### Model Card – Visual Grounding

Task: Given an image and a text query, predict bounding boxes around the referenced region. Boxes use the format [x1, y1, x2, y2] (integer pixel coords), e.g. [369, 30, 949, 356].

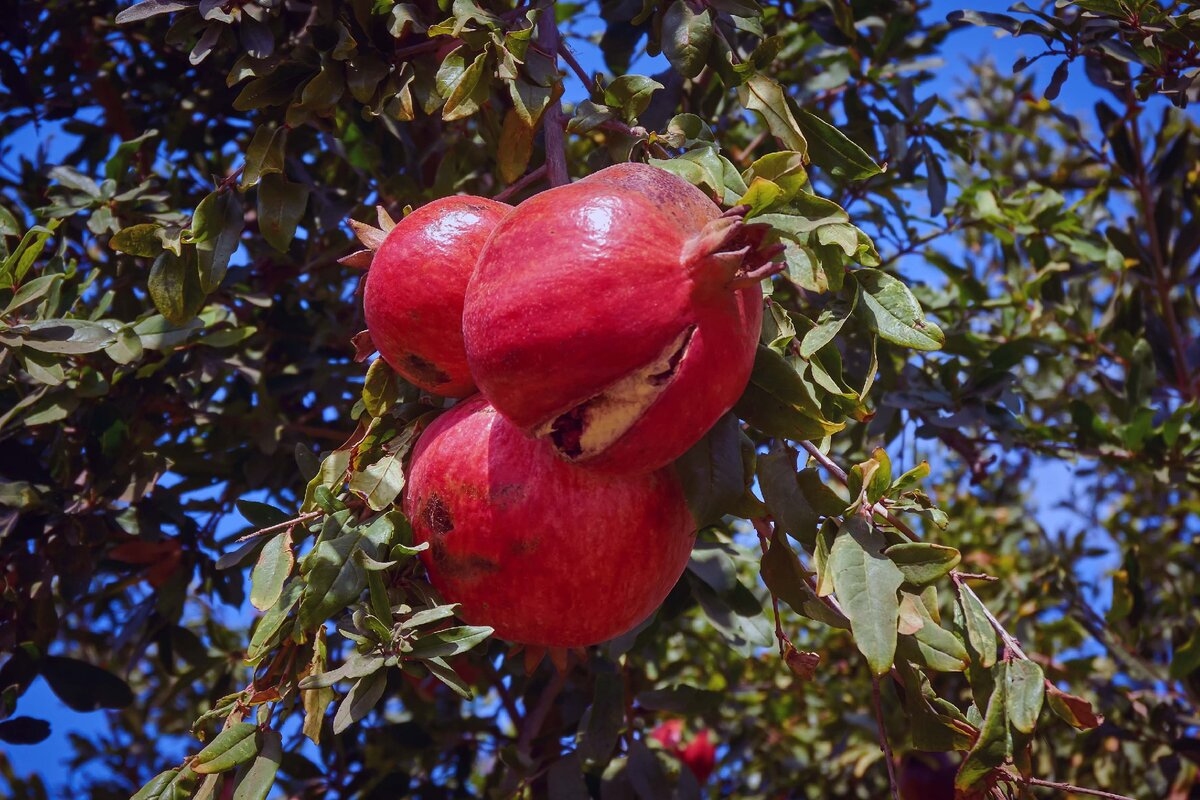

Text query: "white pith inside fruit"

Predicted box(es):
[536, 325, 696, 460]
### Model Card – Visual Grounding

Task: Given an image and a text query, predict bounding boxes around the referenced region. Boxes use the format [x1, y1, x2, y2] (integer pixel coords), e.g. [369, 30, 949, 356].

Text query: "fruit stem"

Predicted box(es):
[536, 0, 569, 187]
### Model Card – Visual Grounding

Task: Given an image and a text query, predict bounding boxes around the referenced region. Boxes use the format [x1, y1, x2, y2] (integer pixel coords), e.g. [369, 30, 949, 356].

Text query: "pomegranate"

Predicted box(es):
[462, 162, 780, 473]
[681, 729, 717, 784]
[650, 720, 718, 783]
[402, 396, 697, 647]
[363, 196, 509, 396]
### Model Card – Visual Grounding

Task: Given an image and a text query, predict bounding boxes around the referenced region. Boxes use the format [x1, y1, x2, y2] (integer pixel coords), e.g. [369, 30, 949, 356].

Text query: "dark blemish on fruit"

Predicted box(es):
[431, 543, 499, 581]
[422, 495, 454, 535]
[403, 353, 451, 387]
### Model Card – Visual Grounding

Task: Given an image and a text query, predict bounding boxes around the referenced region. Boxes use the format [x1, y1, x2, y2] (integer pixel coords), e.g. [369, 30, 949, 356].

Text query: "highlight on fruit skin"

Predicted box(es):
[463, 162, 783, 474]
[362, 195, 509, 397]
[402, 395, 697, 648]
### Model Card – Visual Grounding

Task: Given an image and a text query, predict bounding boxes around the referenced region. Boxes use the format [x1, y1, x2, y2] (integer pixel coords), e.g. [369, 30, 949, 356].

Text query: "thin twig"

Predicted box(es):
[1124, 89, 1194, 399]
[558, 41, 591, 90]
[235, 510, 322, 542]
[1008, 772, 1135, 800]
[870, 676, 901, 800]
[495, 163, 549, 202]
[536, 0, 569, 187]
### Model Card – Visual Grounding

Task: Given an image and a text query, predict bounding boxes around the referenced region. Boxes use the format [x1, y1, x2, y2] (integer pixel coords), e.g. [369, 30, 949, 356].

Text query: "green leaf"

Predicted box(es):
[579, 670, 623, 763]
[794, 108, 882, 181]
[797, 468, 850, 517]
[39, 656, 134, 711]
[116, 0, 195, 24]
[854, 269, 944, 351]
[250, 530, 293, 611]
[110, 224, 165, 257]
[1170, 628, 1200, 679]
[193, 722, 260, 774]
[349, 452, 407, 512]
[298, 514, 396, 627]
[407, 625, 493, 659]
[734, 346, 846, 440]
[332, 668, 387, 734]
[1006, 659, 1045, 734]
[190, 190, 243, 293]
[884, 542, 961, 586]
[130, 770, 182, 800]
[247, 580, 302, 663]
[955, 661, 1009, 790]
[231, 729, 282, 800]
[604, 75, 663, 123]
[761, 527, 850, 629]
[3, 273, 63, 315]
[799, 296, 854, 359]
[257, 174, 308, 252]
[423, 657, 474, 699]
[828, 517, 904, 675]
[148, 249, 205, 325]
[897, 593, 969, 672]
[737, 76, 807, 155]
[673, 412, 744, 527]
[636, 684, 723, 714]
[661, 1, 713, 79]
[956, 584, 998, 669]
[437, 48, 489, 121]
[756, 450, 818, 545]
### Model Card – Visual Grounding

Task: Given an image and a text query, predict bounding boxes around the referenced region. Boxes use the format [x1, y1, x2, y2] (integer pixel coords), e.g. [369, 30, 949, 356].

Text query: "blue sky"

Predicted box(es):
[2, 1, 1130, 792]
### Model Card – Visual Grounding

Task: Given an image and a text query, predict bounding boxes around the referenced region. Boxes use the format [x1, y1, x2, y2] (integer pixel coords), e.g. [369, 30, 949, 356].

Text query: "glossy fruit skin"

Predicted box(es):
[462, 164, 763, 473]
[402, 396, 697, 647]
[364, 196, 508, 397]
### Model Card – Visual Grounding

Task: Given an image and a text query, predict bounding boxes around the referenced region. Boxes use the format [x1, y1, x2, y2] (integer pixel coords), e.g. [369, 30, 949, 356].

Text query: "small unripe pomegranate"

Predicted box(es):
[462, 163, 780, 473]
[403, 396, 697, 647]
[363, 196, 509, 396]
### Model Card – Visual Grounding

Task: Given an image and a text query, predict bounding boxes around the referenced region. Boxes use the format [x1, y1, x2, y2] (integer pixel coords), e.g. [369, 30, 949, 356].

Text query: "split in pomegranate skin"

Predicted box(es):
[402, 396, 697, 647]
[363, 196, 509, 397]
[463, 163, 781, 473]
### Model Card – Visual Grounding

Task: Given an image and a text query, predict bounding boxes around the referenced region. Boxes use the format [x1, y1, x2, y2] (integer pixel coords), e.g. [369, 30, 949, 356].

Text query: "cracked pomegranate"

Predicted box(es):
[462, 163, 780, 473]
[363, 196, 508, 396]
[402, 396, 696, 647]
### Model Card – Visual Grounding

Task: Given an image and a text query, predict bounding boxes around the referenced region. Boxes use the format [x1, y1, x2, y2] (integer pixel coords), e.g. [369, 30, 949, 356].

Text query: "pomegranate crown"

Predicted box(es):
[681, 204, 786, 290]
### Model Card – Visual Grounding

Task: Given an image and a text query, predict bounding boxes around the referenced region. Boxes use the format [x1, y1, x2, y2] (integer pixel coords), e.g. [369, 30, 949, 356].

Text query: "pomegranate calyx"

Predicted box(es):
[349, 218, 387, 251]
[684, 205, 786, 289]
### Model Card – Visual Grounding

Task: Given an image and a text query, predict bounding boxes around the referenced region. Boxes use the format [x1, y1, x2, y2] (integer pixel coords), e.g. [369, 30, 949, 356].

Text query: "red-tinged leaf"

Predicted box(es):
[1045, 682, 1103, 730]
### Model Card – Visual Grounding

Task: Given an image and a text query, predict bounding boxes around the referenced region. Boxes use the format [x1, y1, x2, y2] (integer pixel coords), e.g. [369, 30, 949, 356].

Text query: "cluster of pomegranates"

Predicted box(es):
[362, 163, 781, 649]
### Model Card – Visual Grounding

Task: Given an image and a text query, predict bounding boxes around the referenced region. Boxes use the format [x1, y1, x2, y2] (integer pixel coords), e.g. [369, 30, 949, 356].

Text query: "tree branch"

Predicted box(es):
[495, 163, 548, 201]
[1007, 772, 1136, 800]
[536, 0, 569, 187]
[870, 676, 901, 800]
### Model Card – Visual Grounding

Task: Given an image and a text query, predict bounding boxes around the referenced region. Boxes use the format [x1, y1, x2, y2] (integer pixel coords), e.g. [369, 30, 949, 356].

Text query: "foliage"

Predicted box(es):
[1, 0, 1198, 798]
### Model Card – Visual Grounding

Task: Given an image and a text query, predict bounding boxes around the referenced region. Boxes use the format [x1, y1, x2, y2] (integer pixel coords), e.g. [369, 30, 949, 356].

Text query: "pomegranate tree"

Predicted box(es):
[363, 196, 508, 396]
[402, 396, 697, 647]
[462, 163, 781, 474]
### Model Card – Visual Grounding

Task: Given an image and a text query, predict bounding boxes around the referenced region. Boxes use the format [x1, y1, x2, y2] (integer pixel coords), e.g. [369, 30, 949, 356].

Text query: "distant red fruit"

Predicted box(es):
[651, 720, 717, 784]
[402, 396, 697, 647]
[364, 196, 509, 396]
[463, 163, 779, 473]
[681, 729, 717, 784]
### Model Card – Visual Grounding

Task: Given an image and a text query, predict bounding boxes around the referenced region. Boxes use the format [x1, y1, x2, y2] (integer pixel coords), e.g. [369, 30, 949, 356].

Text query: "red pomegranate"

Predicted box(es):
[650, 720, 718, 784]
[402, 396, 697, 647]
[363, 196, 509, 396]
[462, 163, 780, 473]
[681, 729, 717, 783]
